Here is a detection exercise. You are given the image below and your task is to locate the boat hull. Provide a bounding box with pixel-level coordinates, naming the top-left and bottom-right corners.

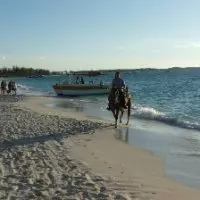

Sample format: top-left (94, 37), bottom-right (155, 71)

top-left (52, 84), bottom-right (110, 96)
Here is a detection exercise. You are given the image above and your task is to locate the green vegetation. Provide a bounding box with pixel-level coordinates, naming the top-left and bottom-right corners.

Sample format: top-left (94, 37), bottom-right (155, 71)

top-left (0, 66), bottom-right (65, 77)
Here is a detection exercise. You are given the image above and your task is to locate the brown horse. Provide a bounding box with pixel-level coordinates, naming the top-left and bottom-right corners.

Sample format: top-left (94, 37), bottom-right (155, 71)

top-left (109, 88), bottom-right (132, 128)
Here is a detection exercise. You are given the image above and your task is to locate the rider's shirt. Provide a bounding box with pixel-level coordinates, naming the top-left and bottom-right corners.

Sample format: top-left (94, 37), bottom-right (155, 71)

top-left (112, 78), bottom-right (125, 89)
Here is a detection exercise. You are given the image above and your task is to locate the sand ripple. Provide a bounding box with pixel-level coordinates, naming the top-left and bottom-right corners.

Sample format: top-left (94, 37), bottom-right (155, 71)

top-left (0, 104), bottom-right (109, 141)
top-left (0, 103), bottom-right (133, 199)
top-left (0, 139), bottom-right (132, 199)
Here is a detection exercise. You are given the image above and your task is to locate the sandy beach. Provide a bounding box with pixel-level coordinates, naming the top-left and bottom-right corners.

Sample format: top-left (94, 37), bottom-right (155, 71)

top-left (0, 95), bottom-right (199, 199)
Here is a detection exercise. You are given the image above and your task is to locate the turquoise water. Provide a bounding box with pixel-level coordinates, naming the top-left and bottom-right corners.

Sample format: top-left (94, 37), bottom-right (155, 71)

top-left (12, 69), bottom-right (200, 130)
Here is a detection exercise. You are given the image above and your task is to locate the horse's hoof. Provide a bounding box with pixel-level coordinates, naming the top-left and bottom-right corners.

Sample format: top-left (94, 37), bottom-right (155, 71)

top-left (119, 120), bottom-right (122, 123)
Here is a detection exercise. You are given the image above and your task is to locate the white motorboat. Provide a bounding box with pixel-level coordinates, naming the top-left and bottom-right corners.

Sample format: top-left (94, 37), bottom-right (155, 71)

top-left (52, 75), bottom-right (110, 96)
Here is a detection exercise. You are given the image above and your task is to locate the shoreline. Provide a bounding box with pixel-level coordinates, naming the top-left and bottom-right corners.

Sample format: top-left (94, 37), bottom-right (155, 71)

top-left (0, 95), bottom-right (198, 199)
top-left (16, 96), bottom-right (200, 199)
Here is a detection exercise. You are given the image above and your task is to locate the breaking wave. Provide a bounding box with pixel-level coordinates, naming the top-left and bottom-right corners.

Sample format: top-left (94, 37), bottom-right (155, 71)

top-left (132, 105), bottom-right (200, 131)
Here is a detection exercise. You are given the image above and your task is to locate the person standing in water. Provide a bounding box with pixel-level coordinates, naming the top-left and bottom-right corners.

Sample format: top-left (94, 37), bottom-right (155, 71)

top-left (12, 81), bottom-right (17, 95)
top-left (7, 81), bottom-right (12, 94)
top-left (1, 80), bottom-right (7, 94)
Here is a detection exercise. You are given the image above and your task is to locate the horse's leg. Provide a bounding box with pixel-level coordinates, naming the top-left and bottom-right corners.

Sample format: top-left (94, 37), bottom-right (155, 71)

top-left (119, 108), bottom-right (124, 123)
top-left (115, 118), bottom-right (117, 128)
top-left (110, 108), bottom-right (115, 119)
top-left (126, 98), bottom-right (131, 125)
top-left (114, 108), bottom-right (117, 128)
top-left (115, 108), bottom-right (120, 128)
top-left (110, 107), bottom-right (117, 127)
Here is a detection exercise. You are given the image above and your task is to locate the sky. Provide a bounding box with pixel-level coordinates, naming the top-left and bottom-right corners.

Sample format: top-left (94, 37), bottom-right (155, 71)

top-left (0, 0), bottom-right (200, 71)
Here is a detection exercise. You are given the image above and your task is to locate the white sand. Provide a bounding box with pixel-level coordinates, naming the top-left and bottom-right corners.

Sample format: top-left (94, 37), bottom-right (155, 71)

top-left (0, 95), bottom-right (199, 199)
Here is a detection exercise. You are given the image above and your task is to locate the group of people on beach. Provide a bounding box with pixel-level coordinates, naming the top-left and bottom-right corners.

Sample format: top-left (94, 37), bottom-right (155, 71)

top-left (1, 80), bottom-right (17, 95)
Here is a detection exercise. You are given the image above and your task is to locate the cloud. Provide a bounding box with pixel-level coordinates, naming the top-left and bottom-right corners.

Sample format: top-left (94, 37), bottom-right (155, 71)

top-left (0, 55), bottom-right (6, 60)
top-left (116, 46), bottom-right (125, 51)
top-left (192, 42), bottom-right (200, 48)
top-left (174, 42), bottom-right (200, 49)
top-left (151, 49), bottom-right (160, 53)
top-left (38, 56), bottom-right (46, 60)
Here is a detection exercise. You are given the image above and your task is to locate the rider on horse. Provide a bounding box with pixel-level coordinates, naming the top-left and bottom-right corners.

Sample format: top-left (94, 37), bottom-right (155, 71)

top-left (107, 71), bottom-right (127, 111)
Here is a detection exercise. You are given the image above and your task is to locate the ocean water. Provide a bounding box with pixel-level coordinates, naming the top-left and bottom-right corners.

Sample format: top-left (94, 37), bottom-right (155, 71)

top-left (5, 69), bottom-right (200, 189)
top-left (10, 69), bottom-right (200, 131)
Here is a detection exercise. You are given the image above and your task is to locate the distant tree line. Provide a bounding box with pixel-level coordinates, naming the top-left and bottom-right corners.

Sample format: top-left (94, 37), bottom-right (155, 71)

top-left (0, 66), bottom-right (65, 77)
top-left (2, 66), bottom-right (198, 77)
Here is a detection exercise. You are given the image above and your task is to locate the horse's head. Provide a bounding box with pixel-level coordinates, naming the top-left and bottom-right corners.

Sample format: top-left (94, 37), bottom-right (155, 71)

top-left (113, 88), bottom-right (123, 105)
